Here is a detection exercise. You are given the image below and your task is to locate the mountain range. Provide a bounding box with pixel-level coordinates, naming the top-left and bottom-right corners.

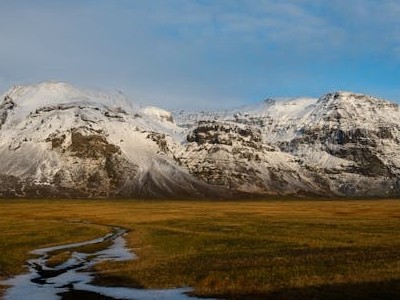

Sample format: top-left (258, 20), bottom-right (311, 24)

top-left (1, 81), bottom-right (399, 198)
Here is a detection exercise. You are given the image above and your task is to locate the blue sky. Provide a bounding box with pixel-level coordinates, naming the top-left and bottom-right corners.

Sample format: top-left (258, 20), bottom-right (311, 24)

top-left (0, 0), bottom-right (399, 109)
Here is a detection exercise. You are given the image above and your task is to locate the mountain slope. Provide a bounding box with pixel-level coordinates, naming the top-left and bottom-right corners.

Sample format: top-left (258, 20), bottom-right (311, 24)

top-left (0, 82), bottom-right (231, 198)
top-left (174, 91), bottom-right (400, 197)
top-left (0, 82), bottom-right (399, 198)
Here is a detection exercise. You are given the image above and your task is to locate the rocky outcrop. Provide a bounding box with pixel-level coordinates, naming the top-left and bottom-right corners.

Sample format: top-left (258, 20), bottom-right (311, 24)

top-left (187, 121), bottom-right (262, 148)
top-left (0, 95), bottom-right (15, 129)
top-left (177, 121), bottom-right (320, 196)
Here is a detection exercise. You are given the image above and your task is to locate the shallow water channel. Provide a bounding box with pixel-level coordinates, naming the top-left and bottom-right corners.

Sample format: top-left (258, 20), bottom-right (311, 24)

top-left (1, 226), bottom-right (213, 300)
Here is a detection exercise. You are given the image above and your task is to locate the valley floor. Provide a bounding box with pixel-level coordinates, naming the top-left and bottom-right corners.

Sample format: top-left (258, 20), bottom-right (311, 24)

top-left (1, 199), bottom-right (400, 299)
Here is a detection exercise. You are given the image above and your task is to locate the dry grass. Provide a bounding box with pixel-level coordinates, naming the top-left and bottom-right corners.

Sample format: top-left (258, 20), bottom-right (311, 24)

top-left (1, 199), bottom-right (400, 299)
top-left (46, 251), bottom-right (72, 268)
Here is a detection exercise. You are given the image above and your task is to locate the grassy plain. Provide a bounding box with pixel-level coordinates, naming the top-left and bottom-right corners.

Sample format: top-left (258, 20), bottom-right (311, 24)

top-left (1, 199), bottom-right (400, 299)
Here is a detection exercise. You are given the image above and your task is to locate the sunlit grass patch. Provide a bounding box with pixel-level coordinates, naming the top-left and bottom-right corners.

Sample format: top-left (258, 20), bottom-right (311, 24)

top-left (108, 213), bottom-right (400, 298)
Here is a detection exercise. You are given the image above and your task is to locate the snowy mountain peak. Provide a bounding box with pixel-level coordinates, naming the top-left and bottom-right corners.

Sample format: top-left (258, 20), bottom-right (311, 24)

top-left (317, 91), bottom-right (395, 107)
top-left (1, 81), bottom-right (137, 122)
top-left (311, 91), bottom-right (400, 127)
top-left (5, 81), bottom-right (85, 103)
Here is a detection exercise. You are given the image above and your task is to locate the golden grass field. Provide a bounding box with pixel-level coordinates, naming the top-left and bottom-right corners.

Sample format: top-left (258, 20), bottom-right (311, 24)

top-left (1, 199), bottom-right (400, 299)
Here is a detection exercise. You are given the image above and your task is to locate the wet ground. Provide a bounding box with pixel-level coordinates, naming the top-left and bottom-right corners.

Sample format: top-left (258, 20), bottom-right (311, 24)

top-left (1, 225), bottom-right (213, 300)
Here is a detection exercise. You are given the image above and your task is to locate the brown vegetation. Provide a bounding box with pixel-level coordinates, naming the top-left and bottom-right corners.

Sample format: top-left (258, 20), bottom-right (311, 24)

top-left (1, 199), bottom-right (400, 299)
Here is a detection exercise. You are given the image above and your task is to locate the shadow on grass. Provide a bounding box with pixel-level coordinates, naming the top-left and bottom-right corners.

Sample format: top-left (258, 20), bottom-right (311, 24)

top-left (219, 279), bottom-right (400, 300)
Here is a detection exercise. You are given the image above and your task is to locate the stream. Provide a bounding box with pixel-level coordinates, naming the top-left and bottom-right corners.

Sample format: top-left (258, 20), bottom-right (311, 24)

top-left (1, 225), bottom-right (213, 300)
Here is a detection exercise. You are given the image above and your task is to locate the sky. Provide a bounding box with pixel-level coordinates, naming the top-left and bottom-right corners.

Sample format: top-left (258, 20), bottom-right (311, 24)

top-left (0, 0), bottom-right (399, 110)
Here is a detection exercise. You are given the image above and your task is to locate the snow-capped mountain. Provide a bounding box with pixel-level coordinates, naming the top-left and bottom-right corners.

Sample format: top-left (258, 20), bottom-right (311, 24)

top-left (1, 81), bottom-right (399, 198)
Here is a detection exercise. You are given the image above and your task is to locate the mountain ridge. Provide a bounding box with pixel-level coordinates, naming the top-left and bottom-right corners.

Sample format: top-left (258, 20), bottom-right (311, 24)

top-left (0, 81), bottom-right (399, 198)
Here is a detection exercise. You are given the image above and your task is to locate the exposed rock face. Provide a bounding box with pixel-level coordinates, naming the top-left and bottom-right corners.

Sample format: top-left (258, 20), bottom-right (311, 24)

top-left (182, 122), bottom-right (264, 188)
top-left (174, 91), bottom-right (400, 197)
top-left (177, 121), bottom-right (324, 196)
top-left (0, 96), bottom-right (15, 129)
top-left (187, 121), bottom-right (263, 148)
top-left (0, 82), bottom-right (400, 198)
top-left (45, 128), bottom-right (138, 198)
